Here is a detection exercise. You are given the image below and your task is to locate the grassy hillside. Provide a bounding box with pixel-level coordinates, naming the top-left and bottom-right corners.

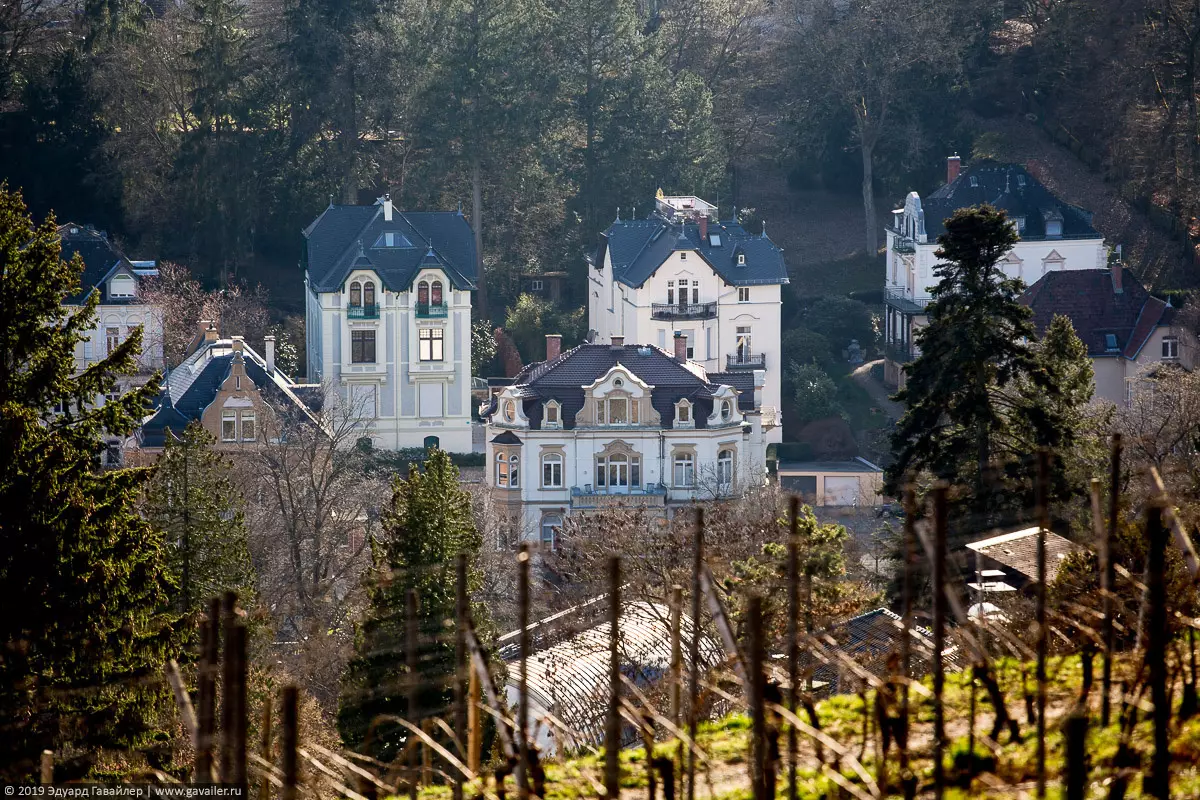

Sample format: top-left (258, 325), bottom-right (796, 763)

top-left (419, 654), bottom-right (1200, 800)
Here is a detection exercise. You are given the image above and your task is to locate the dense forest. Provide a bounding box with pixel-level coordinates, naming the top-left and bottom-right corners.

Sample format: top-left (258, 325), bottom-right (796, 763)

top-left (4, 0), bottom-right (1200, 326)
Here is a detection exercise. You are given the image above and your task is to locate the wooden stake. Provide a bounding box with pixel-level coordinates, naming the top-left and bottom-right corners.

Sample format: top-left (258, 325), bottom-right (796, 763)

top-left (786, 495), bottom-right (800, 800)
top-left (687, 510), bottom-right (703, 800)
top-left (196, 598), bottom-right (219, 782)
top-left (454, 553), bottom-right (468, 800)
top-left (1063, 706), bottom-right (1088, 800)
top-left (932, 482), bottom-right (947, 800)
top-left (407, 588), bottom-right (419, 800)
top-left (468, 668), bottom-right (481, 772)
top-left (517, 543), bottom-right (531, 800)
top-left (258, 695), bottom-right (273, 800)
top-left (220, 591), bottom-right (239, 786)
top-left (1036, 450), bottom-right (1049, 800)
top-left (1103, 433), bottom-right (1121, 726)
top-left (1146, 502), bottom-right (1170, 800)
top-left (281, 686), bottom-right (299, 800)
top-left (40, 751), bottom-right (53, 785)
top-left (606, 555), bottom-right (622, 800)
top-left (670, 584), bottom-right (684, 800)
top-left (899, 485), bottom-right (915, 795)
top-left (748, 594), bottom-right (770, 800)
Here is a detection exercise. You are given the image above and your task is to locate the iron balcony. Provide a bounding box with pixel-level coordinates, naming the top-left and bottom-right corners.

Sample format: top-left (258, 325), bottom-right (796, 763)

top-left (347, 303), bottom-right (379, 319)
top-left (726, 353), bottom-right (766, 370)
top-left (650, 302), bottom-right (718, 321)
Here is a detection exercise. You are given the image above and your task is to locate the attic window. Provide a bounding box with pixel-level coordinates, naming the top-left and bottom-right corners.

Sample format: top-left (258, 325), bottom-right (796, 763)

top-left (109, 275), bottom-right (136, 297)
top-left (709, 234), bottom-right (722, 247)
top-left (737, 253), bottom-right (746, 266)
top-left (969, 176), bottom-right (979, 187)
top-left (1014, 217), bottom-right (1026, 233)
top-left (374, 232), bottom-right (412, 247)
top-left (680, 252), bottom-right (687, 260)
top-left (1017, 175), bottom-right (1026, 187)
top-left (1105, 334), bottom-right (1119, 352)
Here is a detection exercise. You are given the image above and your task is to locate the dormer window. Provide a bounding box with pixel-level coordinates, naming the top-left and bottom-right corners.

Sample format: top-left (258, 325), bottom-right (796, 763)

top-left (721, 400), bottom-right (732, 422)
top-left (1013, 217), bottom-right (1026, 234)
top-left (374, 232), bottom-right (412, 248)
top-left (675, 399), bottom-right (694, 428)
top-left (596, 394), bottom-right (637, 425)
top-left (969, 176), bottom-right (979, 187)
top-left (350, 281), bottom-right (362, 306)
top-left (109, 274), bottom-right (136, 298)
top-left (364, 281), bottom-right (375, 306)
top-left (418, 281), bottom-right (429, 305)
top-left (544, 400), bottom-right (561, 427)
top-left (503, 400), bottom-right (516, 423)
top-left (737, 253), bottom-right (746, 266)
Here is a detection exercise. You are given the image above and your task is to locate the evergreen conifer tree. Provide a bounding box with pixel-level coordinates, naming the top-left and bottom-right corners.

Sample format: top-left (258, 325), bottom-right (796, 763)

top-left (337, 449), bottom-right (489, 760)
top-left (144, 421), bottom-right (255, 617)
top-left (885, 204), bottom-right (1068, 526)
top-left (0, 186), bottom-right (177, 778)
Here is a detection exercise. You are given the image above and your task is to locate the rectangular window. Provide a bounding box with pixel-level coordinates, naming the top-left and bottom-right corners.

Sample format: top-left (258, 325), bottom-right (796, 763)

top-left (351, 330), bottom-right (376, 363)
top-left (595, 458), bottom-right (607, 487)
top-left (240, 412), bottom-right (256, 442)
top-left (631, 460), bottom-right (641, 487)
top-left (673, 455), bottom-right (695, 487)
top-left (531, 279), bottom-right (543, 291)
top-left (543, 457), bottom-right (563, 488)
top-left (419, 328), bottom-right (444, 361)
top-left (221, 412), bottom-right (236, 441)
top-left (680, 252), bottom-right (687, 260)
top-left (596, 399), bottom-right (606, 424)
top-left (106, 327), bottom-right (120, 355)
top-left (608, 398), bottom-right (628, 424)
top-left (667, 281), bottom-right (674, 305)
top-left (692, 285), bottom-right (699, 304)
top-left (545, 404), bottom-right (559, 424)
top-left (1163, 336), bottom-right (1179, 360)
top-left (738, 287), bottom-right (750, 302)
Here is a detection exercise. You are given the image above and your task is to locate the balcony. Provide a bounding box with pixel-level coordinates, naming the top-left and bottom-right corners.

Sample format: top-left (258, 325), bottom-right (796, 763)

top-left (651, 301), bottom-right (718, 321)
top-left (416, 302), bottom-right (448, 318)
top-left (893, 237), bottom-right (917, 254)
top-left (726, 353), bottom-right (766, 370)
top-left (884, 288), bottom-right (929, 315)
top-left (347, 303), bottom-right (379, 319)
top-left (571, 484), bottom-right (668, 510)
top-left (885, 341), bottom-right (917, 364)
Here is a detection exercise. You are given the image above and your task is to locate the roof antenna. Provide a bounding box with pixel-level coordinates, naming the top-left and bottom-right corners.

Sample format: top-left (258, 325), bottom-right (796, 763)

top-left (761, 220), bottom-right (767, 239)
top-left (328, 194), bottom-right (334, 208)
top-left (616, 207), bottom-right (621, 222)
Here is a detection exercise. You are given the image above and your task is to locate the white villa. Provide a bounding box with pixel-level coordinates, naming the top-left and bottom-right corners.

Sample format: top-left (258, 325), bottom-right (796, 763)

top-left (480, 335), bottom-right (769, 547)
top-left (303, 195), bottom-right (476, 452)
top-left (587, 193), bottom-right (787, 443)
top-left (883, 158), bottom-right (1108, 387)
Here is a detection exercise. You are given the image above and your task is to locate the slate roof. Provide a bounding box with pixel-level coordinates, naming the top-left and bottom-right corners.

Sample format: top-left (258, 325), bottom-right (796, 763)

top-left (304, 201), bottom-right (478, 293)
top-left (139, 339), bottom-right (312, 448)
top-left (58, 223), bottom-right (153, 304)
top-left (498, 600), bottom-right (722, 753)
top-left (922, 162), bottom-right (1102, 241)
top-left (481, 343), bottom-right (759, 429)
top-left (966, 527), bottom-right (1087, 583)
top-left (1020, 268), bottom-right (1175, 359)
top-left (595, 209), bottom-right (788, 289)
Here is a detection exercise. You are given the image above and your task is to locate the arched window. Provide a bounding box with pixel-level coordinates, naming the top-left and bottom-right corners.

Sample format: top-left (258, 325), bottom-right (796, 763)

top-left (595, 452), bottom-right (640, 490)
top-left (364, 281), bottom-right (376, 307)
top-left (431, 280), bottom-right (443, 305)
top-left (717, 449), bottom-right (734, 491)
top-left (350, 281), bottom-right (362, 306)
top-left (417, 281), bottom-right (429, 306)
top-left (542, 453), bottom-right (563, 488)
top-left (509, 455), bottom-right (520, 488)
top-left (495, 453), bottom-right (508, 487)
top-left (541, 515), bottom-right (562, 551)
top-left (424, 435), bottom-right (440, 451)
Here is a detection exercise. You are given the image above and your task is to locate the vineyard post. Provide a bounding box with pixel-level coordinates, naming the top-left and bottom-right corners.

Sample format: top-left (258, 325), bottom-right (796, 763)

top-left (1147, 501), bottom-right (1170, 800)
top-left (454, 553), bottom-right (468, 800)
top-left (1103, 434), bottom-right (1121, 726)
top-left (1036, 450), bottom-right (1049, 800)
top-left (407, 588), bottom-right (419, 800)
top-left (786, 495), bottom-right (800, 800)
top-left (281, 686), bottom-right (299, 800)
top-left (606, 555), bottom-right (622, 800)
top-left (932, 482), bottom-right (947, 800)
top-left (517, 543), bottom-right (531, 800)
top-left (687, 510), bottom-right (703, 800)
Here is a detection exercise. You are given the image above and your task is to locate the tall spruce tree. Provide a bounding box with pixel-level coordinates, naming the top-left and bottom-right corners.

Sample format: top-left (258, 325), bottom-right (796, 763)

top-left (0, 186), bottom-right (178, 778)
top-left (885, 204), bottom-right (1067, 527)
top-left (144, 421), bottom-right (255, 617)
top-left (337, 449), bottom-right (489, 759)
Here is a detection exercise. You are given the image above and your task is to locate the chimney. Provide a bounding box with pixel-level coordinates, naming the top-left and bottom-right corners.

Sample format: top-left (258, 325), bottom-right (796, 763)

top-left (699, 214), bottom-right (708, 241)
top-left (545, 333), bottom-right (562, 361)
top-left (265, 334), bottom-right (276, 373)
top-left (382, 193), bottom-right (393, 222)
top-left (1112, 262), bottom-right (1124, 294)
top-left (611, 335), bottom-right (624, 349)
top-left (947, 154), bottom-right (961, 184)
top-left (231, 335), bottom-right (244, 354)
top-left (674, 332), bottom-right (687, 361)
top-left (203, 321), bottom-right (219, 344)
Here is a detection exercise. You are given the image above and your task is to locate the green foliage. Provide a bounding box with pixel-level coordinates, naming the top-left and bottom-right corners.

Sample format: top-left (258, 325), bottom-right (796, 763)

top-left (0, 187), bottom-right (178, 778)
top-left (786, 361), bottom-right (843, 425)
top-left (504, 294), bottom-right (587, 362)
top-left (338, 449), bottom-right (491, 760)
top-left (801, 296), bottom-right (877, 352)
top-left (781, 327), bottom-right (837, 372)
top-left (471, 318), bottom-right (499, 377)
top-left (143, 421), bottom-right (255, 616)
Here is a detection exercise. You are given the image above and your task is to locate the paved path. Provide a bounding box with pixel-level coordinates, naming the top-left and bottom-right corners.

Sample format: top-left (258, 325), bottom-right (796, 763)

top-left (849, 359), bottom-right (903, 420)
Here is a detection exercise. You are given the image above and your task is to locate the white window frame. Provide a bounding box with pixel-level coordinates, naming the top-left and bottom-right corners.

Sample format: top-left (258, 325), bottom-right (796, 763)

top-left (495, 452), bottom-right (509, 487)
top-left (531, 279), bottom-right (543, 291)
top-left (673, 453), bottom-right (695, 488)
top-left (541, 515), bottom-right (562, 551)
top-left (221, 411), bottom-right (236, 442)
top-left (675, 400), bottom-right (694, 428)
top-left (542, 453), bottom-right (564, 488)
top-left (717, 449), bottom-right (734, 492)
top-left (1163, 336), bottom-right (1179, 360)
top-left (419, 327), bottom-right (444, 362)
top-left (738, 287), bottom-right (750, 302)
top-left (544, 400), bottom-right (561, 428)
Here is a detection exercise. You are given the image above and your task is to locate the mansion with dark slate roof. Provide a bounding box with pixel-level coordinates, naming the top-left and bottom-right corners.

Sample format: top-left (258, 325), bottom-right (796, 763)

top-left (303, 195), bottom-right (476, 452)
top-left (884, 158), bottom-right (1109, 388)
top-left (588, 194), bottom-right (786, 443)
top-left (480, 335), bottom-right (769, 546)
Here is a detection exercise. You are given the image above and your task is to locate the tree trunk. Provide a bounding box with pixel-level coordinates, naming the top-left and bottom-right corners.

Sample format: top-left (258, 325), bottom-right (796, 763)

top-left (472, 157), bottom-right (487, 320)
top-left (861, 140), bottom-right (879, 254)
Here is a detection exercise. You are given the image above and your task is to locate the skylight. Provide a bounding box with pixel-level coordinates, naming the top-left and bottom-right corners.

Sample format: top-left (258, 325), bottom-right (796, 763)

top-left (709, 234), bottom-right (722, 247)
top-left (374, 232), bottom-right (413, 248)
top-left (1105, 334), bottom-right (1119, 352)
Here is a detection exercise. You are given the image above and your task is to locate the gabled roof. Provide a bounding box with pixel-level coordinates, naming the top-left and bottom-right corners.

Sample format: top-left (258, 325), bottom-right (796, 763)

top-left (139, 339), bottom-right (313, 448)
top-left (922, 162), bottom-right (1101, 241)
top-left (304, 201), bottom-right (478, 293)
top-left (598, 207), bottom-right (788, 288)
top-left (966, 526), bottom-right (1087, 583)
top-left (58, 223), bottom-right (152, 304)
top-left (482, 343), bottom-right (759, 430)
top-left (1020, 268), bottom-right (1175, 359)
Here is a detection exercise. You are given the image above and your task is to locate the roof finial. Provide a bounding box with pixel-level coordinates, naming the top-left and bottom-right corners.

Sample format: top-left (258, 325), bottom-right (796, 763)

top-left (656, 187), bottom-right (664, 199)
top-left (616, 206), bottom-right (621, 222)
top-left (328, 194), bottom-right (334, 208)
top-left (358, 239), bottom-right (364, 256)
top-left (632, 206), bottom-right (636, 220)
top-left (761, 219), bottom-right (767, 238)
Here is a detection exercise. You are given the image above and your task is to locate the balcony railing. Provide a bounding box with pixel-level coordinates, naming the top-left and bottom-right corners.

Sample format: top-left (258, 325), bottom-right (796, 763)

top-left (726, 353), bottom-right (766, 370)
top-left (571, 484), bottom-right (668, 509)
top-left (893, 237), bottom-right (917, 254)
top-left (347, 303), bottom-right (379, 319)
top-left (416, 302), bottom-right (448, 318)
top-left (884, 288), bottom-right (929, 315)
top-left (650, 301), bottom-right (718, 321)
top-left (885, 341), bottom-right (917, 364)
